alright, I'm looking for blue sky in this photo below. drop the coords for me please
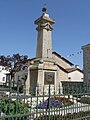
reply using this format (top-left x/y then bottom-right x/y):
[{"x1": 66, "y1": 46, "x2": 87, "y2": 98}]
[{"x1": 0, "y1": 0, "x2": 90, "y2": 69}]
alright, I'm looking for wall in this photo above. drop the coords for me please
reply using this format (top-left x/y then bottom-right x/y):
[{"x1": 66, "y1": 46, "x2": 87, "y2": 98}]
[
  {"x1": 68, "y1": 70, "x2": 83, "y2": 82},
  {"x1": 0, "y1": 66, "x2": 10, "y2": 85},
  {"x1": 53, "y1": 54, "x2": 72, "y2": 69},
  {"x1": 14, "y1": 64, "x2": 28, "y2": 85},
  {"x1": 82, "y1": 45, "x2": 90, "y2": 84}
]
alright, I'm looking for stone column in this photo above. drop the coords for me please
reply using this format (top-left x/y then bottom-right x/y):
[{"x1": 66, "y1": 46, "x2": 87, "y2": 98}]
[{"x1": 35, "y1": 13, "x2": 55, "y2": 59}]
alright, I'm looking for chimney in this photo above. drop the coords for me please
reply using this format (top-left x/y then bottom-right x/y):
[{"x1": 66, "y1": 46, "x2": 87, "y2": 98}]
[{"x1": 75, "y1": 65, "x2": 80, "y2": 69}]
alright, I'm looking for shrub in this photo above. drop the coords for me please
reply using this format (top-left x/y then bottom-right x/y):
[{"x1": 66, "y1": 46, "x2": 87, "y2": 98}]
[
  {"x1": 0, "y1": 95, "x2": 29, "y2": 120},
  {"x1": 81, "y1": 96, "x2": 90, "y2": 104}
]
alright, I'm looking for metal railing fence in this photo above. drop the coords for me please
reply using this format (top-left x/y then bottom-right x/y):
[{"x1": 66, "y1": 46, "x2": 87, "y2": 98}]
[{"x1": 0, "y1": 83, "x2": 90, "y2": 120}]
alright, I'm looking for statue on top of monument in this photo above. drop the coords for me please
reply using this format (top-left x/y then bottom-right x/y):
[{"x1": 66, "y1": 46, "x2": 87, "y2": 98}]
[{"x1": 42, "y1": 4, "x2": 47, "y2": 13}]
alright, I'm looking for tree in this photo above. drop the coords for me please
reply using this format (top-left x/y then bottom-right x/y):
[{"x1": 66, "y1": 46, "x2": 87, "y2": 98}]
[
  {"x1": 0, "y1": 53, "x2": 28, "y2": 87},
  {"x1": 0, "y1": 53, "x2": 28, "y2": 69}
]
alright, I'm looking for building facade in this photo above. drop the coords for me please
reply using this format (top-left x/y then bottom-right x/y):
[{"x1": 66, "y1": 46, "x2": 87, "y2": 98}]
[
  {"x1": 0, "y1": 66, "x2": 10, "y2": 85},
  {"x1": 82, "y1": 44, "x2": 90, "y2": 84}
]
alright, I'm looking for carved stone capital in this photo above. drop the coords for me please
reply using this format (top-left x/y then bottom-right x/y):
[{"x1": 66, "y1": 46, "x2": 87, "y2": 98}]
[{"x1": 36, "y1": 22, "x2": 53, "y2": 31}]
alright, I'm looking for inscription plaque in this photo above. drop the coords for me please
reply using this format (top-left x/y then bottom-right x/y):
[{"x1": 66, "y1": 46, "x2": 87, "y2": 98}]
[{"x1": 44, "y1": 72, "x2": 55, "y2": 84}]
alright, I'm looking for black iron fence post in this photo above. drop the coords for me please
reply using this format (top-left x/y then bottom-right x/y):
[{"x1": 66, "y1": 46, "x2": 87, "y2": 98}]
[{"x1": 48, "y1": 84, "x2": 50, "y2": 120}]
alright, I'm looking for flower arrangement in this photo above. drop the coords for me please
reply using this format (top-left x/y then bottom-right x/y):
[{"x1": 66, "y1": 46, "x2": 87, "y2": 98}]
[{"x1": 36, "y1": 96, "x2": 74, "y2": 109}]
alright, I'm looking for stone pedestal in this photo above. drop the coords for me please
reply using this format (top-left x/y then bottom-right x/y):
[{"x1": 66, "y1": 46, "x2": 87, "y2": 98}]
[{"x1": 28, "y1": 58, "x2": 58, "y2": 95}]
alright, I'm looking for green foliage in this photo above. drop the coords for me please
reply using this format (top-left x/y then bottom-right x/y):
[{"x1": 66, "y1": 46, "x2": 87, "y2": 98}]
[
  {"x1": 81, "y1": 96, "x2": 90, "y2": 104},
  {"x1": 0, "y1": 95, "x2": 29, "y2": 119}
]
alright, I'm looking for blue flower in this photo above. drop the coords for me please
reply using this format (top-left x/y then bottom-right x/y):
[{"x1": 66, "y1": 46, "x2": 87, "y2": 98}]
[
  {"x1": 53, "y1": 99, "x2": 64, "y2": 107},
  {"x1": 36, "y1": 98, "x2": 64, "y2": 109}
]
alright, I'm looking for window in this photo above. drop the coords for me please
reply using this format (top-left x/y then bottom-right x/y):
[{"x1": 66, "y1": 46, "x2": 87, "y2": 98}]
[
  {"x1": 2, "y1": 77, "x2": 5, "y2": 81},
  {"x1": 68, "y1": 77, "x2": 71, "y2": 79},
  {"x1": 2, "y1": 68, "x2": 4, "y2": 70}
]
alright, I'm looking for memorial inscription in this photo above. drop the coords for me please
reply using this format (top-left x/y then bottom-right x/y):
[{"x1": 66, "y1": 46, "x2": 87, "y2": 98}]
[{"x1": 44, "y1": 72, "x2": 55, "y2": 84}]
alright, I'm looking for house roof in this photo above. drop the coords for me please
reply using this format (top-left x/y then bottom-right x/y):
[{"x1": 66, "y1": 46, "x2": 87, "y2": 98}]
[
  {"x1": 65, "y1": 68, "x2": 83, "y2": 73},
  {"x1": 52, "y1": 51, "x2": 74, "y2": 66},
  {"x1": 57, "y1": 64, "x2": 68, "y2": 73},
  {"x1": 57, "y1": 65, "x2": 83, "y2": 74}
]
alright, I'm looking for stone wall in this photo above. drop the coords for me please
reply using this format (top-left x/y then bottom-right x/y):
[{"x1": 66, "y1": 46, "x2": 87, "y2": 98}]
[
  {"x1": 82, "y1": 44, "x2": 90, "y2": 84},
  {"x1": 53, "y1": 54, "x2": 72, "y2": 69},
  {"x1": 58, "y1": 67, "x2": 68, "y2": 81}
]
